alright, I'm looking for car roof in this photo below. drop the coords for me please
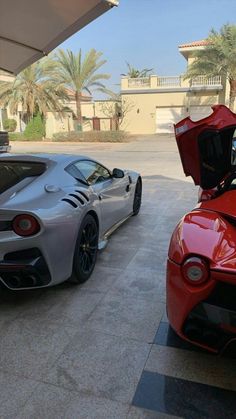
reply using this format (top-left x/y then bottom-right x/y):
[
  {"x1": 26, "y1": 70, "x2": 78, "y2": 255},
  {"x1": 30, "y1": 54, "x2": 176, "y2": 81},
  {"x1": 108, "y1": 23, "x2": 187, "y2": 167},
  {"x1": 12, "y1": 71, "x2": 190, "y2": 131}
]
[{"x1": 0, "y1": 153, "x2": 92, "y2": 166}]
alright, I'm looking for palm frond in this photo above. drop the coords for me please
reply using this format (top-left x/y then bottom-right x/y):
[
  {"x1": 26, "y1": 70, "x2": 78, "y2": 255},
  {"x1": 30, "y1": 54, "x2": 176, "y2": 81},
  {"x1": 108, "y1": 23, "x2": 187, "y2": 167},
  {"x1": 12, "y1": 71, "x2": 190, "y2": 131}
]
[
  {"x1": 54, "y1": 48, "x2": 110, "y2": 121},
  {"x1": 184, "y1": 24, "x2": 236, "y2": 81}
]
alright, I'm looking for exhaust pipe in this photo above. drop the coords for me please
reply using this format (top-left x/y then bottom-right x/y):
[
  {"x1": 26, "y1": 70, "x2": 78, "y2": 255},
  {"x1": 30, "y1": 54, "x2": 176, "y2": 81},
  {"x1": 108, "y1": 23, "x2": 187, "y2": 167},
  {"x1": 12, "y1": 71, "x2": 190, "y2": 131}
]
[
  {"x1": 9, "y1": 275, "x2": 22, "y2": 288},
  {"x1": 26, "y1": 275, "x2": 38, "y2": 287},
  {"x1": 1, "y1": 273, "x2": 38, "y2": 288}
]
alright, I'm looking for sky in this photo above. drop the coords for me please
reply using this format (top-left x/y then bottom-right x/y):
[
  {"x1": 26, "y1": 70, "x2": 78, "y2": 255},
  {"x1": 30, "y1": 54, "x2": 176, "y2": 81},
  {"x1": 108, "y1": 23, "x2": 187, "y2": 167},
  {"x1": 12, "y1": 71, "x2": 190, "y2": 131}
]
[{"x1": 60, "y1": 0, "x2": 236, "y2": 98}]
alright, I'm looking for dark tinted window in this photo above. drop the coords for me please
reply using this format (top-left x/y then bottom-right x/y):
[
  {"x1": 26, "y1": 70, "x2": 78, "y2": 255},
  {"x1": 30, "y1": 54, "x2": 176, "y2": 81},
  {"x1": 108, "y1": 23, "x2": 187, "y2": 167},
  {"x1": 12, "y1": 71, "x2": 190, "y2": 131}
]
[{"x1": 0, "y1": 161, "x2": 46, "y2": 193}]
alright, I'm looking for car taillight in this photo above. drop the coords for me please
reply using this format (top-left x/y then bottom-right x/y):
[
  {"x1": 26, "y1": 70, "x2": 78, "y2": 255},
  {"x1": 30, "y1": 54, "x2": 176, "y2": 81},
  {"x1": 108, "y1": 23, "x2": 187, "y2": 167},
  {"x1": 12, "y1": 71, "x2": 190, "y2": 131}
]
[
  {"x1": 12, "y1": 214, "x2": 40, "y2": 237},
  {"x1": 182, "y1": 257, "x2": 209, "y2": 285}
]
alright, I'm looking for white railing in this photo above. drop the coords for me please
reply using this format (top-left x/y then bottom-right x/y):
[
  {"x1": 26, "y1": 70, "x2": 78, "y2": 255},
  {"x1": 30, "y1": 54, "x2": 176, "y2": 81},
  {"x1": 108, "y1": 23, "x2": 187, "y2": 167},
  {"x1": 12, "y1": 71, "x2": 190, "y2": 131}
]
[
  {"x1": 123, "y1": 75, "x2": 223, "y2": 90},
  {"x1": 191, "y1": 76, "x2": 222, "y2": 86},
  {"x1": 128, "y1": 77, "x2": 150, "y2": 88},
  {"x1": 157, "y1": 76, "x2": 181, "y2": 87}
]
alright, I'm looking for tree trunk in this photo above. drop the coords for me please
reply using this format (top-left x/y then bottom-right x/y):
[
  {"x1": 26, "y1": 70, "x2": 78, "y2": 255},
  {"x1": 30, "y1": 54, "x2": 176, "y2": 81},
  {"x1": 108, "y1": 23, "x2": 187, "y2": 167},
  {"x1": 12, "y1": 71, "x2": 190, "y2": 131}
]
[
  {"x1": 229, "y1": 79, "x2": 236, "y2": 111},
  {"x1": 26, "y1": 104, "x2": 32, "y2": 125},
  {"x1": 75, "y1": 91, "x2": 83, "y2": 131},
  {"x1": 114, "y1": 103, "x2": 120, "y2": 131}
]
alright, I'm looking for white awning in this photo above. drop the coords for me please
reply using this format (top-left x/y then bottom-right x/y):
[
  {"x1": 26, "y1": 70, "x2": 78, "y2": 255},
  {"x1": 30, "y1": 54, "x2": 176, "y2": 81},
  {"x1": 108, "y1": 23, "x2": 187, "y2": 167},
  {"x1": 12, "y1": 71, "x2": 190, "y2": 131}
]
[{"x1": 0, "y1": 0, "x2": 118, "y2": 74}]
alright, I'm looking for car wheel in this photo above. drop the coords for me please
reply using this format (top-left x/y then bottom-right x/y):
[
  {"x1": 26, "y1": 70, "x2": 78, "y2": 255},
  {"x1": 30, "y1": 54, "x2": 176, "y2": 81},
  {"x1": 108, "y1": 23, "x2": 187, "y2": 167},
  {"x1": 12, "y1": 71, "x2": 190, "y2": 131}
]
[
  {"x1": 69, "y1": 214, "x2": 98, "y2": 284},
  {"x1": 133, "y1": 177, "x2": 142, "y2": 215}
]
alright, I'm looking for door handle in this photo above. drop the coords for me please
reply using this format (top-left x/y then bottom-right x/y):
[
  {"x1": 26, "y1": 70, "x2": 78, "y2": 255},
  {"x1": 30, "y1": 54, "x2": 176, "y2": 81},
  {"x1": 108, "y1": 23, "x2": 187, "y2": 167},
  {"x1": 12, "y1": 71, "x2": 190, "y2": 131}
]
[{"x1": 99, "y1": 194, "x2": 102, "y2": 201}]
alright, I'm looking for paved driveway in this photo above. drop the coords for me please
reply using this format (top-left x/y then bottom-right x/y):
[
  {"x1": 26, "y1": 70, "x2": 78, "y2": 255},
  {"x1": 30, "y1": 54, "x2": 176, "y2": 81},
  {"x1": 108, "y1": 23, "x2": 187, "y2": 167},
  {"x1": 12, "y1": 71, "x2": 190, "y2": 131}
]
[{"x1": 0, "y1": 135, "x2": 235, "y2": 418}]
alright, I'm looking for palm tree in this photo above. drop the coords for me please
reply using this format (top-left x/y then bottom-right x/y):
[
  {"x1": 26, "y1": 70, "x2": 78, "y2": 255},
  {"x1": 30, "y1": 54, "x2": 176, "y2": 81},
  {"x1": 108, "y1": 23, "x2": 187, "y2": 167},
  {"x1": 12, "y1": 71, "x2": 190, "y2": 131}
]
[
  {"x1": 54, "y1": 49, "x2": 110, "y2": 129},
  {"x1": 121, "y1": 62, "x2": 154, "y2": 78},
  {"x1": 184, "y1": 24, "x2": 236, "y2": 110},
  {"x1": 0, "y1": 58, "x2": 68, "y2": 123}
]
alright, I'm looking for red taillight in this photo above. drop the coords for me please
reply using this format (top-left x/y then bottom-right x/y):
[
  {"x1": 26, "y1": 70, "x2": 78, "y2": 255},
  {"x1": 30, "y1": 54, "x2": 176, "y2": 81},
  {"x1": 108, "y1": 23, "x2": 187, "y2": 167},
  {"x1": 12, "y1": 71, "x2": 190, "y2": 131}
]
[
  {"x1": 12, "y1": 214, "x2": 40, "y2": 237},
  {"x1": 182, "y1": 257, "x2": 209, "y2": 285}
]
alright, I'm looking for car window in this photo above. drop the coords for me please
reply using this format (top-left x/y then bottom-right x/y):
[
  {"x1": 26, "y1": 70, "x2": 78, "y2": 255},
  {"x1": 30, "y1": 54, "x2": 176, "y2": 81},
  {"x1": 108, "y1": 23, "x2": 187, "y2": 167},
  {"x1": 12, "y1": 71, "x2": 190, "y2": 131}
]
[
  {"x1": 65, "y1": 163, "x2": 87, "y2": 185},
  {"x1": 74, "y1": 160, "x2": 111, "y2": 185},
  {"x1": 0, "y1": 161, "x2": 46, "y2": 194}
]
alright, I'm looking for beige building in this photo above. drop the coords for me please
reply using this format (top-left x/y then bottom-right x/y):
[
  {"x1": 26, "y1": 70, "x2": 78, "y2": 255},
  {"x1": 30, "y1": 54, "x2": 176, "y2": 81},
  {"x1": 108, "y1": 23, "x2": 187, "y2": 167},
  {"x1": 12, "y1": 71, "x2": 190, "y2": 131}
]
[
  {"x1": 121, "y1": 40, "x2": 230, "y2": 134},
  {"x1": 0, "y1": 75, "x2": 119, "y2": 138},
  {"x1": 45, "y1": 100, "x2": 119, "y2": 137},
  {"x1": 0, "y1": 40, "x2": 232, "y2": 136}
]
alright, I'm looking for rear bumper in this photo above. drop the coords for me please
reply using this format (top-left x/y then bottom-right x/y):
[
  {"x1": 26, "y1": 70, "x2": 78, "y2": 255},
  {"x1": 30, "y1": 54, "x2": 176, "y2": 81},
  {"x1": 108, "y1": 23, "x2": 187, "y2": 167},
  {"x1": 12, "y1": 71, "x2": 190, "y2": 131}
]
[
  {"x1": 167, "y1": 258, "x2": 236, "y2": 353},
  {"x1": 0, "y1": 248, "x2": 51, "y2": 289}
]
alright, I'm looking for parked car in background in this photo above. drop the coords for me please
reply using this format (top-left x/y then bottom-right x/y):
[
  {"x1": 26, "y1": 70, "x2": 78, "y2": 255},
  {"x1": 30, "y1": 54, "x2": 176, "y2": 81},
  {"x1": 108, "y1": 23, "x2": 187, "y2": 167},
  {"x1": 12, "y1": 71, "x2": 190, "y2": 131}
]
[
  {"x1": 0, "y1": 153, "x2": 141, "y2": 290},
  {"x1": 0, "y1": 131, "x2": 11, "y2": 153},
  {"x1": 167, "y1": 105, "x2": 236, "y2": 354}
]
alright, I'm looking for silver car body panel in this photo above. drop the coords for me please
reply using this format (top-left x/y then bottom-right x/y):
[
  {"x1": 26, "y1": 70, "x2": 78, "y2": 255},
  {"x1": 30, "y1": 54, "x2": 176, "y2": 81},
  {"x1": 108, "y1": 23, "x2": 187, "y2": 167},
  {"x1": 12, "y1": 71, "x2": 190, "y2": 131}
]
[{"x1": 0, "y1": 153, "x2": 140, "y2": 289}]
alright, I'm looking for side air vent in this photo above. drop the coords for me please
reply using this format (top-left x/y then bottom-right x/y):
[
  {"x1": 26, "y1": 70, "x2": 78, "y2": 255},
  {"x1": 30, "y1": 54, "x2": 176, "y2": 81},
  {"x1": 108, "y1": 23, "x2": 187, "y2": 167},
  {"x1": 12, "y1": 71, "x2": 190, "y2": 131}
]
[
  {"x1": 61, "y1": 190, "x2": 89, "y2": 208},
  {"x1": 69, "y1": 194, "x2": 84, "y2": 205},
  {"x1": 75, "y1": 190, "x2": 90, "y2": 202},
  {"x1": 61, "y1": 198, "x2": 78, "y2": 208}
]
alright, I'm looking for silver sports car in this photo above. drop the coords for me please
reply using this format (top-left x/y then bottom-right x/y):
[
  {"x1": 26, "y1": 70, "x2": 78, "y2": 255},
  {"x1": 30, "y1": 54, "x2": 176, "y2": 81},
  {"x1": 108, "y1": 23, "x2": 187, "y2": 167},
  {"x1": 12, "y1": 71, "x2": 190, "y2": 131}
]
[{"x1": 0, "y1": 154, "x2": 142, "y2": 290}]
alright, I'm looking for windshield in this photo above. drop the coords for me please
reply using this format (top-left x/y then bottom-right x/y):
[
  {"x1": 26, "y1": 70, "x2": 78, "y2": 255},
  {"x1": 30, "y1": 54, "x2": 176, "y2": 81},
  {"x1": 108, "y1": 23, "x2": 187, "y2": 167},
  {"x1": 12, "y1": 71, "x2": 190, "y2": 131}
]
[{"x1": 0, "y1": 161, "x2": 46, "y2": 194}]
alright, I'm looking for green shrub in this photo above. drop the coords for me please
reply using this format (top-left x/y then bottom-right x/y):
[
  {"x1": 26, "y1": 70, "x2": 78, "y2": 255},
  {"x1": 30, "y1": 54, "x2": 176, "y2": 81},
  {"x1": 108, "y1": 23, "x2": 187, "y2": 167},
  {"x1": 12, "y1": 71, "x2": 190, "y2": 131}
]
[
  {"x1": 52, "y1": 130, "x2": 129, "y2": 142},
  {"x1": 9, "y1": 132, "x2": 25, "y2": 141},
  {"x1": 8, "y1": 132, "x2": 40, "y2": 141},
  {"x1": 24, "y1": 113, "x2": 45, "y2": 140},
  {"x1": 3, "y1": 118, "x2": 17, "y2": 132}
]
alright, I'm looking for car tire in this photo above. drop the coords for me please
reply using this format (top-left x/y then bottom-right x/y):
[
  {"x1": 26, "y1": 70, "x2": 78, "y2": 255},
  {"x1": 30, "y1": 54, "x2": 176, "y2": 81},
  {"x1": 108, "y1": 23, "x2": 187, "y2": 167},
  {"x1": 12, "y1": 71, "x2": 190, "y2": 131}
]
[
  {"x1": 69, "y1": 214, "x2": 98, "y2": 284},
  {"x1": 133, "y1": 177, "x2": 142, "y2": 216}
]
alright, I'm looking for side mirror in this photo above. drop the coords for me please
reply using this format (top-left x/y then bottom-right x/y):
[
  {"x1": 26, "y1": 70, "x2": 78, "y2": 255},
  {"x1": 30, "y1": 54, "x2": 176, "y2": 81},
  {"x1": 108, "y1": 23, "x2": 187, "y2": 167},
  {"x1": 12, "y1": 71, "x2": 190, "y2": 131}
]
[{"x1": 112, "y1": 168, "x2": 124, "y2": 178}]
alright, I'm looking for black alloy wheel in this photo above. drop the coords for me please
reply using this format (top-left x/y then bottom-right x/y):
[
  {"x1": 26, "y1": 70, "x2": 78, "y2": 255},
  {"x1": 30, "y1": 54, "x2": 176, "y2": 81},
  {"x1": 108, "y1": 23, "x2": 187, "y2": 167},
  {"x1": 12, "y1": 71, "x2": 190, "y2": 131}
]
[
  {"x1": 69, "y1": 214, "x2": 98, "y2": 284},
  {"x1": 133, "y1": 178, "x2": 142, "y2": 215}
]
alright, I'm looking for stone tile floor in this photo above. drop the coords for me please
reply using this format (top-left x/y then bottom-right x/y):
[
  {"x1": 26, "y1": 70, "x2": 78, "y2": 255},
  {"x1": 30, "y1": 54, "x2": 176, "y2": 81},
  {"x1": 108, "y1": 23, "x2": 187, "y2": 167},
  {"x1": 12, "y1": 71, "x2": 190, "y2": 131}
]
[{"x1": 0, "y1": 136, "x2": 235, "y2": 418}]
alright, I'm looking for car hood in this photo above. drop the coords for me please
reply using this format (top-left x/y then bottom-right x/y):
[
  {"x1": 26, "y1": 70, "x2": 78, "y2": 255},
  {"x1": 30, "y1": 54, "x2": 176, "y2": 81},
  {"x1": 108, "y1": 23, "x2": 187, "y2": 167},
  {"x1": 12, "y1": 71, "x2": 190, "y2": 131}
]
[{"x1": 175, "y1": 105, "x2": 236, "y2": 189}]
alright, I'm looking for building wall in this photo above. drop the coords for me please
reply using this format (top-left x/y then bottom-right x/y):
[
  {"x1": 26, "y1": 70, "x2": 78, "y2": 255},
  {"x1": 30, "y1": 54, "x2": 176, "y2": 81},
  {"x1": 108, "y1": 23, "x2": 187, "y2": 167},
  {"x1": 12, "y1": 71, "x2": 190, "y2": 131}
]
[
  {"x1": 120, "y1": 43, "x2": 230, "y2": 135},
  {"x1": 45, "y1": 102, "x2": 116, "y2": 137},
  {"x1": 46, "y1": 112, "x2": 74, "y2": 138},
  {"x1": 121, "y1": 90, "x2": 221, "y2": 134}
]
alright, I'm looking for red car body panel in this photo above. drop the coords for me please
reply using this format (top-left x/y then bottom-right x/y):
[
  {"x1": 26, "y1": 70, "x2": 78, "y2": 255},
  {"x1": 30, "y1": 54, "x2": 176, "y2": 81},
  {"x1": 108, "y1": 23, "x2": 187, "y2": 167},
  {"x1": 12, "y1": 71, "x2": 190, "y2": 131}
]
[
  {"x1": 167, "y1": 105, "x2": 236, "y2": 353},
  {"x1": 168, "y1": 207, "x2": 236, "y2": 272},
  {"x1": 175, "y1": 105, "x2": 236, "y2": 188},
  {"x1": 166, "y1": 259, "x2": 217, "y2": 352}
]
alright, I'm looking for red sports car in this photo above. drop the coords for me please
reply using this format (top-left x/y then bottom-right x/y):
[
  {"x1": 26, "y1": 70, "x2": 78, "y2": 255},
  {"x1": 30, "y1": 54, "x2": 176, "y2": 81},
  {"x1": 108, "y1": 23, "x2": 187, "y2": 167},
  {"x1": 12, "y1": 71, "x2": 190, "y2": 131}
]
[{"x1": 167, "y1": 104, "x2": 236, "y2": 353}]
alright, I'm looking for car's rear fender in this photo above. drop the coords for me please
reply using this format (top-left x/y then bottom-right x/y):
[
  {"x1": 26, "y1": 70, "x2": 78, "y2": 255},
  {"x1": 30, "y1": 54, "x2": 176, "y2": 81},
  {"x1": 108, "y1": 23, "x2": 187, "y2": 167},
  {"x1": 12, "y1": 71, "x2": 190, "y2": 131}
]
[
  {"x1": 0, "y1": 203, "x2": 99, "y2": 286},
  {"x1": 168, "y1": 209, "x2": 236, "y2": 272}
]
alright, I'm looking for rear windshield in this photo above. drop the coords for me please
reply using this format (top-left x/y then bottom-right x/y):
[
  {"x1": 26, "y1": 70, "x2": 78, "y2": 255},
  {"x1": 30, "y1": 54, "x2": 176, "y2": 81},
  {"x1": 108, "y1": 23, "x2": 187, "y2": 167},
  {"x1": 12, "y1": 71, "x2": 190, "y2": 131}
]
[{"x1": 0, "y1": 161, "x2": 46, "y2": 193}]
